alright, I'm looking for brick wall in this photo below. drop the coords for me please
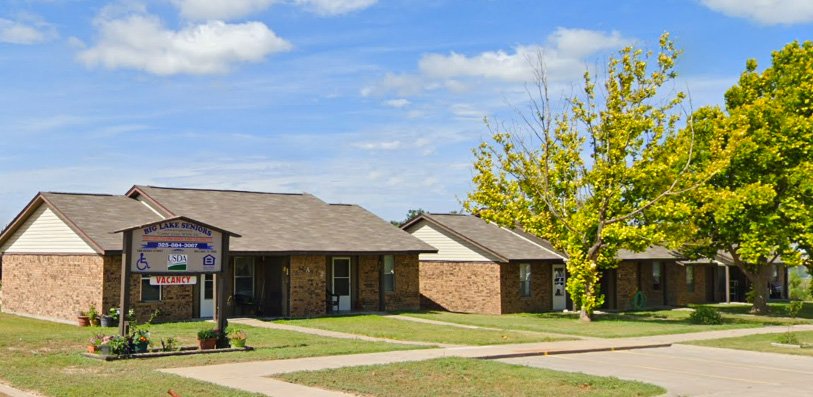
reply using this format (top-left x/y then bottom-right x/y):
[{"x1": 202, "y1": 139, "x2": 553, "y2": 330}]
[
  {"x1": 0, "y1": 254, "x2": 104, "y2": 322},
  {"x1": 500, "y1": 262, "x2": 553, "y2": 314},
  {"x1": 616, "y1": 262, "x2": 639, "y2": 311},
  {"x1": 384, "y1": 254, "x2": 420, "y2": 311},
  {"x1": 419, "y1": 261, "x2": 502, "y2": 314},
  {"x1": 639, "y1": 262, "x2": 666, "y2": 307},
  {"x1": 357, "y1": 255, "x2": 380, "y2": 311},
  {"x1": 101, "y1": 256, "x2": 194, "y2": 323},
  {"x1": 670, "y1": 264, "x2": 712, "y2": 306},
  {"x1": 289, "y1": 255, "x2": 327, "y2": 317}
]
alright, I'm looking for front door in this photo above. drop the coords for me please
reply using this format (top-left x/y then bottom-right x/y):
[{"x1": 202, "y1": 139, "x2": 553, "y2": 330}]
[
  {"x1": 552, "y1": 264, "x2": 566, "y2": 311},
  {"x1": 200, "y1": 274, "x2": 214, "y2": 318},
  {"x1": 332, "y1": 257, "x2": 351, "y2": 311}
]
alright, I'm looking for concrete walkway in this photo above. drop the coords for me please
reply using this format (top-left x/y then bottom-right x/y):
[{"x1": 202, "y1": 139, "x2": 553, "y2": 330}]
[
  {"x1": 504, "y1": 344, "x2": 813, "y2": 396},
  {"x1": 162, "y1": 324, "x2": 813, "y2": 396},
  {"x1": 0, "y1": 382, "x2": 41, "y2": 397},
  {"x1": 383, "y1": 314, "x2": 598, "y2": 340},
  {"x1": 229, "y1": 318, "x2": 460, "y2": 347}
]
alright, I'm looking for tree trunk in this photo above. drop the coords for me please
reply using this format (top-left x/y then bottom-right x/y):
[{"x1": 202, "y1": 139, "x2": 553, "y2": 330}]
[
  {"x1": 744, "y1": 265, "x2": 771, "y2": 315},
  {"x1": 579, "y1": 308, "x2": 592, "y2": 322}
]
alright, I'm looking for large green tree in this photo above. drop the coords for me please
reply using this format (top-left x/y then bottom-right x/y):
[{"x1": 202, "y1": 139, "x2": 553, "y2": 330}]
[
  {"x1": 465, "y1": 34, "x2": 719, "y2": 321},
  {"x1": 681, "y1": 41, "x2": 813, "y2": 314}
]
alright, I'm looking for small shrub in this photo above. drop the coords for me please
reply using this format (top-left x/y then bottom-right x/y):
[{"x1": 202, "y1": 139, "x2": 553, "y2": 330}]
[
  {"x1": 787, "y1": 300, "x2": 804, "y2": 319},
  {"x1": 789, "y1": 272, "x2": 810, "y2": 301},
  {"x1": 689, "y1": 306, "x2": 723, "y2": 325},
  {"x1": 160, "y1": 337, "x2": 178, "y2": 352},
  {"x1": 776, "y1": 331, "x2": 799, "y2": 345},
  {"x1": 745, "y1": 287, "x2": 756, "y2": 304}
]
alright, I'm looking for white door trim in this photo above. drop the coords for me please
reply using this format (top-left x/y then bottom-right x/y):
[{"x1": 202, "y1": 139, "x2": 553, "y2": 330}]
[
  {"x1": 200, "y1": 274, "x2": 214, "y2": 318},
  {"x1": 552, "y1": 264, "x2": 566, "y2": 311},
  {"x1": 332, "y1": 257, "x2": 352, "y2": 311}
]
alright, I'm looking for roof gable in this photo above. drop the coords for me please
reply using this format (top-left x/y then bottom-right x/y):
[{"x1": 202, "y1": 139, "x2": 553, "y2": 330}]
[
  {"x1": 404, "y1": 214, "x2": 564, "y2": 262},
  {"x1": 0, "y1": 203, "x2": 95, "y2": 254}
]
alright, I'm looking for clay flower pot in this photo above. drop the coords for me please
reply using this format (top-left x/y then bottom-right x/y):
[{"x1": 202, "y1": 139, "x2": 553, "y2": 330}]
[
  {"x1": 77, "y1": 315, "x2": 90, "y2": 327},
  {"x1": 197, "y1": 338, "x2": 217, "y2": 350},
  {"x1": 87, "y1": 345, "x2": 98, "y2": 353}
]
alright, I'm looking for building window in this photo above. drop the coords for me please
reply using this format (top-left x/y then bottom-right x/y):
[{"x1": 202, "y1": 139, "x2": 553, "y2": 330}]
[
  {"x1": 519, "y1": 263, "x2": 531, "y2": 297},
  {"x1": 686, "y1": 265, "x2": 695, "y2": 293},
  {"x1": 140, "y1": 276, "x2": 161, "y2": 302},
  {"x1": 383, "y1": 255, "x2": 395, "y2": 292},
  {"x1": 234, "y1": 257, "x2": 255, "y2": 300},
  {"x1": 652, "y1": 262, "x2": 662, "y2": 290}
]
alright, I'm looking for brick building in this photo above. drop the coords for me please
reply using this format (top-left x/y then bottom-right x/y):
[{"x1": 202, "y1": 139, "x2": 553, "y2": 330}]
[
  {"x1": 402, "y1": 213, "x2": 568, "y2": 314},
  {"x1": 0, "y1": 186, "x2": 435, "y2": 324},
  {"x1": 404, "y1": 213, "x2": 774, "y2": 314}
]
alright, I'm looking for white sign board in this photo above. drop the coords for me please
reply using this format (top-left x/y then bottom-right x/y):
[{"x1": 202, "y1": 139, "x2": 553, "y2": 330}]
[
  {"x1": 150, "y1": 275, "x2": 198, "y2": 285},
  {"x1": 131, "y1": 220, "x2": 223, "y2": 273}
]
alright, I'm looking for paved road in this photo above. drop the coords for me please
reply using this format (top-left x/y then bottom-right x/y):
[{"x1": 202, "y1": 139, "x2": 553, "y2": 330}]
[{"x1": 502, "y1": 344, "x2": 813, "y2": 396}]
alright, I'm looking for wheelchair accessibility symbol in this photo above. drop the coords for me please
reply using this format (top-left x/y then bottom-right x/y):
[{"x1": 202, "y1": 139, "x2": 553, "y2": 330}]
[{"x1": 136, "y1": 253, "x2": 150, "y2": 271}]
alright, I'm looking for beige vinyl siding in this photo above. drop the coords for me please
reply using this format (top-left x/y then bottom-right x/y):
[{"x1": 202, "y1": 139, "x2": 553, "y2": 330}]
[
  {"x1": 410, "y1": 222, "x2": 498, "y2": 262},
  {"x1": 0, "y1": 205, "x2": 95, "y2": 253}
]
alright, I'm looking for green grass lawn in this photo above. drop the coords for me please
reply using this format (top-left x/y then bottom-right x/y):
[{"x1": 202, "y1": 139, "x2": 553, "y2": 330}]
[
  {"x1": 0, "y1": 313, "x2": 421, "y2": 397},
  {"x1": 685, "y1": 330, "x2": 813, "y2": 357},
  {"x1": 274, "y1": 314, "x2": 569, "y2": 345},
  {"x1": 703, "y1": 301, "x2": 813, "y2": 319},
  {"x1": 397, "y1": 307, "x2": 803, "y2": 338},
  {"x1": 276, "y1": 357, "x2": 665, "y2": 397}
]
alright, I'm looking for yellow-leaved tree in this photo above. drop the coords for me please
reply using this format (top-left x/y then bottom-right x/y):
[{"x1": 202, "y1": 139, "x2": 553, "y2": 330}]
[{"x1": 465, "y1": 33, "x2": 727, "y2": 321}]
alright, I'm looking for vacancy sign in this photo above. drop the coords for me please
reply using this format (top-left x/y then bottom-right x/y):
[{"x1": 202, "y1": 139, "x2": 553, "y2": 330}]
[
  {"x1": 131, "y1": 219, "x2": 223, "y2": 273},
  {"x1": 150, "y1": 275, "x2": 197, "y2": 286}
]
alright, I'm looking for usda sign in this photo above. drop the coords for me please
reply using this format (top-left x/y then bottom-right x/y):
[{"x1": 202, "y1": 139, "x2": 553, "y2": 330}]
[{"x1": 168, "y1": 254, "x2": 188, "y2": 271}]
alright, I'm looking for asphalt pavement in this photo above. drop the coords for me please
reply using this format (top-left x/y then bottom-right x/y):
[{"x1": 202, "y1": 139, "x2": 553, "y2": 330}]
[{"x1": 502, "y1": 344, "x2": 813, "y2": 396}]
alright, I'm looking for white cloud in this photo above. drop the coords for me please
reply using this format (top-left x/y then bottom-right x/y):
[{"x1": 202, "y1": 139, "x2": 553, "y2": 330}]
[
  {"x1": 420, "y1": 28, "x2": 630, "y2": 83},
  {"x1": 171, "y1": 0, "x2": 275, "y2": 21},
  {"x1": 700, "y1": 0, "x2": 813, "y2": 25},
  {"x1": 352, "y1": 140, "x2": 402, "y2": 150},
  {"x1": 0, "y1": 16, "x2": 57, "y2": 45},
  {"x1": 295, "y1": 0, "x2": 377, "y2": 16},
  {"x1": 364, "y1": 27, "x2": 632, "y2": 97},
  {"x1": 78, "y1": 13, "x2": 291, "y2": 75},
  {"x1": 384, "y1": 98, "x2": 410, "y2": 108}
]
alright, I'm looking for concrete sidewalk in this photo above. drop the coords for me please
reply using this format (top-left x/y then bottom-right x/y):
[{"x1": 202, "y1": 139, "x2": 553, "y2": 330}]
[
  {"x1": 162, "y1": 323, "x2": 813, "y2": 396},
  {"x1": 0, "y1": 382, "x2": 41, "y2": 397},
  {"x1": 383, "y1": 314, "x2": 598, "y2": 340},
  {"x1": 229, "y1": 318, "x2": 459, "y2": 347}
]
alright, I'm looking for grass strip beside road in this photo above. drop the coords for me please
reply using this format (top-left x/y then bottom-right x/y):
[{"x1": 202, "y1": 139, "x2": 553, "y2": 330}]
[
  {"x1": 275, "y1": 357, "x2": 665, "y2": 397},
  {"x1": 397, "y1": 308, "x2": 801, "y2": 338},
  {"x1": 274, "y1": 314, "x2": 570, "y2": 345},
  {"x1": 685, "y1": 330, "x2": 813, "y2": 357},
  {"x1": 0, "y1": 313, "x2": 421, "y2": 397}
]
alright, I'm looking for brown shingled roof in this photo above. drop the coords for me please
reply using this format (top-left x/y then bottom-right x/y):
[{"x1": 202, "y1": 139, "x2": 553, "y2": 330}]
[
  {"x1": 617, "y1": 246, "x2": 681, "y2": 261},
  {"x1": 403, "y1": 213, "x2": 565, "y2": 262},
  {"x1": 129, "y1": 185, "x2": 436, "y2": 254}
]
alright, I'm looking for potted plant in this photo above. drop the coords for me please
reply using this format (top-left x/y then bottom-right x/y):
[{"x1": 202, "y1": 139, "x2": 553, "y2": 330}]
[
  {"x1": 131, "y1": 328, "x2": 150, "y2": 353},
  {"x1": 87, "y1": 305, "x2": 100, "y2": 327},
  {"x1": 100, "y1": 307, "x2": 116, "y2": 327},
  {"x1": 197, "y1": 328, "x2": 218, "y2": 350},
  {"x1": 87, "y1": 334, "x2": 103, "y2": 353},
  {"x1": 77, "y1": 310, "x2": 90, "y2": 327},
  {"x1": 229, "y1": 329, "x2": 248, "y2": 348},
  {"x1": 102, "y1": 335, "x2": 129, "y2": 356}
]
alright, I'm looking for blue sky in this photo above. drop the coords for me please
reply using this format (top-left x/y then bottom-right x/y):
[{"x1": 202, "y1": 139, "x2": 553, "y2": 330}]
[{"x1": 0, "y1": 0, "x2": 812, "y2": 225}]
